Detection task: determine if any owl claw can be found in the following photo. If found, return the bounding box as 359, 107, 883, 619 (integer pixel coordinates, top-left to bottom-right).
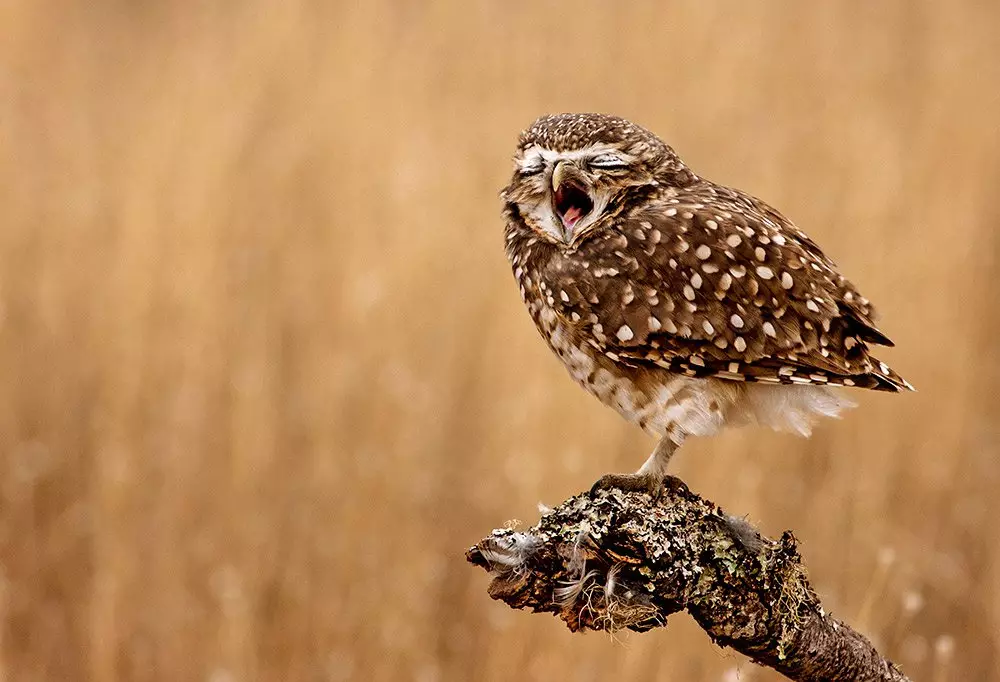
589, 472, 665, 499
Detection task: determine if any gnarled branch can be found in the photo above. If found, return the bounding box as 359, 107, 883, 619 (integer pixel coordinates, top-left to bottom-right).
466, 479, 910, 682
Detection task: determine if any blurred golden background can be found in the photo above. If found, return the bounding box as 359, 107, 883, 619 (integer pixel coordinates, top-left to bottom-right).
1, 1, 999, 680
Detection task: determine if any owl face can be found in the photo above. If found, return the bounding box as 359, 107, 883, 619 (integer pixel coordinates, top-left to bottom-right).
502, 113, 690, 248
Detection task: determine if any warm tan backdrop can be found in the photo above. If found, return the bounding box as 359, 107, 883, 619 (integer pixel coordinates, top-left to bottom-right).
1, 2, 999, 680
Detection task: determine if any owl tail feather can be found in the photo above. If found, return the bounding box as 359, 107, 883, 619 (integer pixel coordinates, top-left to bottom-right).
866, 357, 915, 392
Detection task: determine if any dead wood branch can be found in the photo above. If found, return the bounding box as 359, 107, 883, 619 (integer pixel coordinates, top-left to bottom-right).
466, 479, 910, 682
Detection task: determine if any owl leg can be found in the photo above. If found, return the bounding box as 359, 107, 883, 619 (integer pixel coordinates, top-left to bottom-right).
589, 436, 680, 498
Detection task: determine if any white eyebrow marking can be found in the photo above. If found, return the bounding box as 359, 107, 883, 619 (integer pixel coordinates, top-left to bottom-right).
517, 147, 545, 173
517, 144, 636, 173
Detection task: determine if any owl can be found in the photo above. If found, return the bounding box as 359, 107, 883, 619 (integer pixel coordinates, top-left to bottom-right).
502, 113, 912, 495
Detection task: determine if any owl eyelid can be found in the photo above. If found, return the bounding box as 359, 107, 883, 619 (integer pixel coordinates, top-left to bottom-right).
589, 154, 628, 169
519, 163, 544, 175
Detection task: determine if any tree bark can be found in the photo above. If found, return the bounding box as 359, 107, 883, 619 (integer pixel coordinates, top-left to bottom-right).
466, 478, 910, 682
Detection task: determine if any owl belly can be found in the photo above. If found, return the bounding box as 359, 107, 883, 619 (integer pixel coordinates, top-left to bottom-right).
539, 309, 729, 439
538, 309, 855, 441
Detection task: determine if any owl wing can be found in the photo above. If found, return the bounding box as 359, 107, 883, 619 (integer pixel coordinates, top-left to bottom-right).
548, 184, 912, 392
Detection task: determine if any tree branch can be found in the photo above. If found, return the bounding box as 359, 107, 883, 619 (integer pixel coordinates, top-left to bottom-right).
466, 478, 910, 682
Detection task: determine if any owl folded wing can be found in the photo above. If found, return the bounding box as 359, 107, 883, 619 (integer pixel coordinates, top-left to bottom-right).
544, 189, 911, 392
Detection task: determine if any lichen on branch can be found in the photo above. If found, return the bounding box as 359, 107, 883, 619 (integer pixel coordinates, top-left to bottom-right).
466, 479, 910, 682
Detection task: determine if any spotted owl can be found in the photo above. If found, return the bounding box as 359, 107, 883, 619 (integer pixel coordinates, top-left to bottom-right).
502, 113, 912, 495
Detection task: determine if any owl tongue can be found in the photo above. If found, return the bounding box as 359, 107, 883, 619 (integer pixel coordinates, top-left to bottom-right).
554, 183, 593, 229
561, 205, 584, 227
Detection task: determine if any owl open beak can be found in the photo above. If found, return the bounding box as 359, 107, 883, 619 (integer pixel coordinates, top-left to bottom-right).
552, 162, 594, 239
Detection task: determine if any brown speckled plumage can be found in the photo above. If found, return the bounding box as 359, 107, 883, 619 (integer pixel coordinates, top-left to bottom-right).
502, 113, 911, 490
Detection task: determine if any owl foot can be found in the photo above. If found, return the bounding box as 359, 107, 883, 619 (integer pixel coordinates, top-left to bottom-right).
590, 472, 666, 499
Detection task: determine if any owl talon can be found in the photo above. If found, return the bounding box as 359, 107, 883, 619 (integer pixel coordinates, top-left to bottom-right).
661, 474, 688, 495
589, 472, 665, 499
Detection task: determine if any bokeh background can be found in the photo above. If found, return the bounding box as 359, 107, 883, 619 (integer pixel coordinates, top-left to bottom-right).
2, 1, 999, 680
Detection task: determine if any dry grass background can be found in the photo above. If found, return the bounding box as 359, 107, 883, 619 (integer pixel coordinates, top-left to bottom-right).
1, 1, 999, 680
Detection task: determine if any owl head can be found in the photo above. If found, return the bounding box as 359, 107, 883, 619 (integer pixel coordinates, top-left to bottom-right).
502, 113, 694, 247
